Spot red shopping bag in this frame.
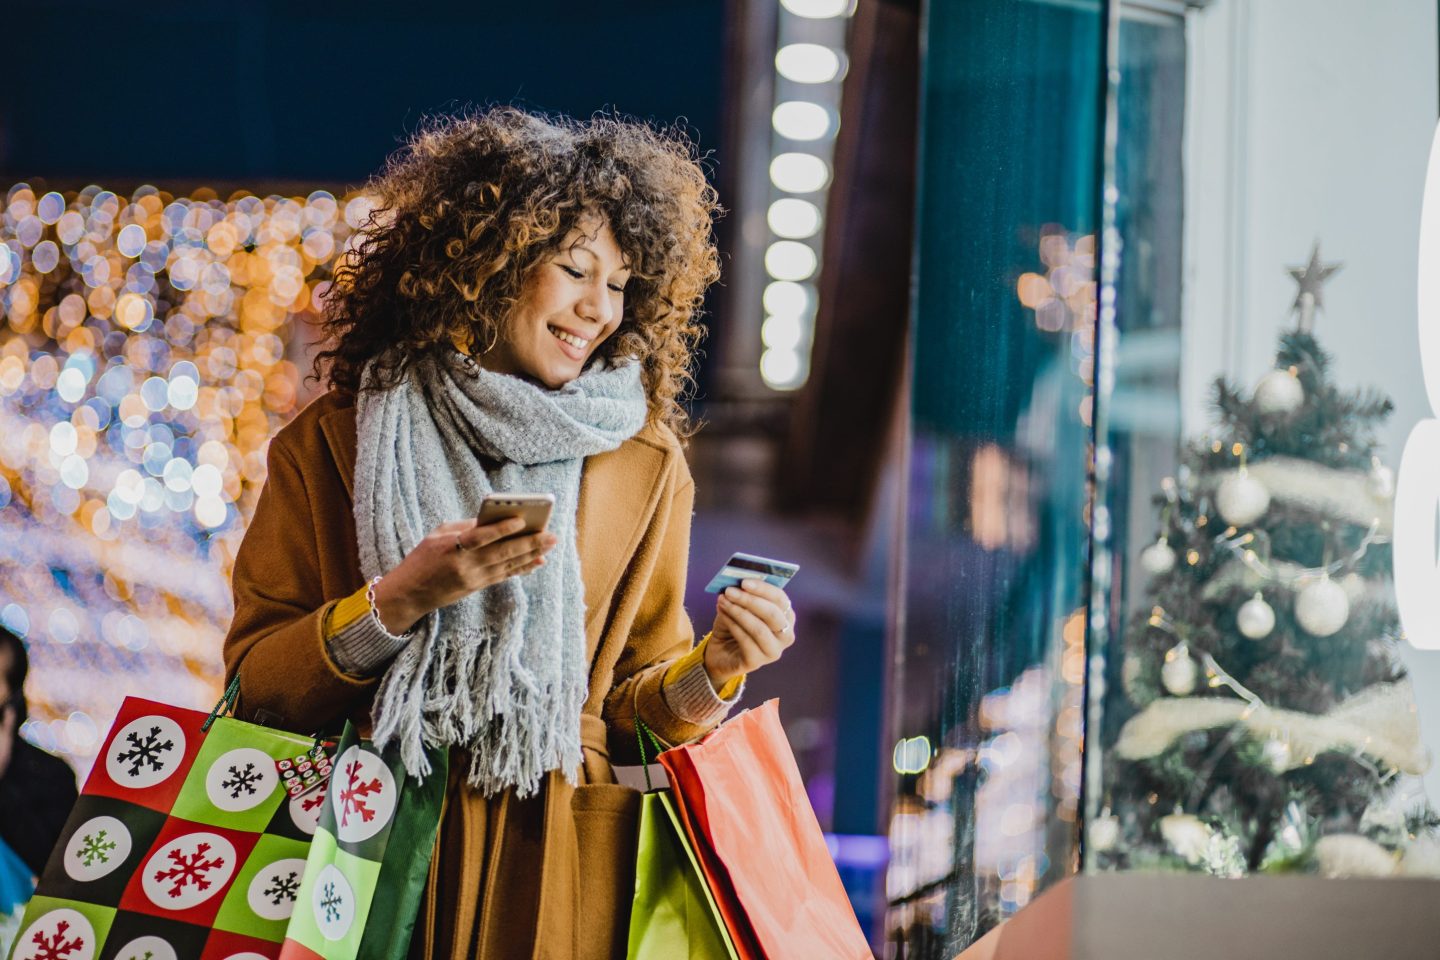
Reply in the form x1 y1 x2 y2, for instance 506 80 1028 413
657 700 871 960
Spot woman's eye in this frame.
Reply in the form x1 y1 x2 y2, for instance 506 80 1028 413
608 284 625 293
560 265 584 279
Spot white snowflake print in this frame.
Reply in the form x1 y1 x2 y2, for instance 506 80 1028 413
105 715 186 790
246 855 309 922
14 909 96 960
62 815 133 883
311 863 356 941
141 831 238 910
329 745 396 843
204 747 277 812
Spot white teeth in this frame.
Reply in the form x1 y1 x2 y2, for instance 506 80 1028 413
549 326 589 349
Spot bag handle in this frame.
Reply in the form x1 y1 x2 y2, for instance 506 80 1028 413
202 676 242 732
635 717 669 793
202 676 334 756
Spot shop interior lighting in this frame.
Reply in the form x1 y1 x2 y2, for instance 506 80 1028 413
780 0 854 17
775 43 843 84
769 152 830 194
763 280 812 317
767 198 822 239
772 100 833 141
762 313 805 351
760 344 803 385
759 2 850 391
765 240 818 281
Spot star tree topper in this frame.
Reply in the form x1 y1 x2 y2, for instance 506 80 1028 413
1288 241 1343 331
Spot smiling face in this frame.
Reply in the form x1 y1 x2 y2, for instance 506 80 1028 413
480 214 631 389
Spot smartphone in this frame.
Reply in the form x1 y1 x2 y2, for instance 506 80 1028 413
704 551 800 593
476 493 555 536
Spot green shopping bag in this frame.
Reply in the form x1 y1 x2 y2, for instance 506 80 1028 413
627 722 737 960
278 722 446 960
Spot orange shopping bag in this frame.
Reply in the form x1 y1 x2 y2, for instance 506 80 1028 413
657 700 872 960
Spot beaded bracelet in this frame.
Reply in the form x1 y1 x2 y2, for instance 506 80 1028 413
364 574 414 639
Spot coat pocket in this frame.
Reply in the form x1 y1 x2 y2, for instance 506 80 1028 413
572 782 642 960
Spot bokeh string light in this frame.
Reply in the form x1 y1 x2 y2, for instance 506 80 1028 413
0 180 376 776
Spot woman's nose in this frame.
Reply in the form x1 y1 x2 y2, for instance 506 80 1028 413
578 281 615 328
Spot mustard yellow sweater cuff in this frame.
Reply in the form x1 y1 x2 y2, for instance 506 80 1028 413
661 635 744 728
323 584 410 678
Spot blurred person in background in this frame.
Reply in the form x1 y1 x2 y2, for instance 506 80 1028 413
223 107 797 959
0 626 78 879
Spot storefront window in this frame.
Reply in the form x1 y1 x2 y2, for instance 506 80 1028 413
890 0 1440 955
1088 0 1440 886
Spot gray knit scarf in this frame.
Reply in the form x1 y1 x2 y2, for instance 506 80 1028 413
353 351 647 797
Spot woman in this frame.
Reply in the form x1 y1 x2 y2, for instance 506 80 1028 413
222 108 796 959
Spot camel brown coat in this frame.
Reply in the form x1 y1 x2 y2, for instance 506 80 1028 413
222 390 723 959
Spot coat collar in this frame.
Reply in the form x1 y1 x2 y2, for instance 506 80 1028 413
314 402 670 641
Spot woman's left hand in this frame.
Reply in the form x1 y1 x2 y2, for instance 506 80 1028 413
705 579 796 688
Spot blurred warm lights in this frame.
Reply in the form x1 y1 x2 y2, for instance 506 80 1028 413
1 179 367 775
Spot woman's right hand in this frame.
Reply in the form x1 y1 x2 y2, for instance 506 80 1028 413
371 517 558 634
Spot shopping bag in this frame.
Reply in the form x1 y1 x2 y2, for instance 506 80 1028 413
0 838 33 959
658 699 871 960
6 688 328 960
278 722 446 960
627 723 737 960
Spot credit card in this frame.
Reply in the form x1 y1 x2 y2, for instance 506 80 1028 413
704 551 800 593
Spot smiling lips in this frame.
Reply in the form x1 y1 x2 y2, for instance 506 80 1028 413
548 325 591 360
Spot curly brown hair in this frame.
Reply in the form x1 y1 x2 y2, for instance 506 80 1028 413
315 107 722 435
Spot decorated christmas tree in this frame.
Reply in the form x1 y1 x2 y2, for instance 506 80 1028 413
1091 246 1440 878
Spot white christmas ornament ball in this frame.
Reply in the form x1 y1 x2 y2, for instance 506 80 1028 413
1161 649 1198 696
1254 369 1304 415
1216 472 1271 526
1237 592 1276 639
1140 537 1176 575
1159 813 1212 865
1089 813 1120 853
1369 464 1396 500
1295 576 1350 637
1261 738 1293 772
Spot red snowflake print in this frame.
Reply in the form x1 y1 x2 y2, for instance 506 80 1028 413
152 841 227 898
302 791 326 813
22 919 85 960
338 760 383 828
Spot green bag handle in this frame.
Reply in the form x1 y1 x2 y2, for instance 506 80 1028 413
201 675 242 732
201 675 329 753
635 717 669 793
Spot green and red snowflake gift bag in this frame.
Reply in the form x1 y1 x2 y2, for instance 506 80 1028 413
277 723 446 960
6 695 330 960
